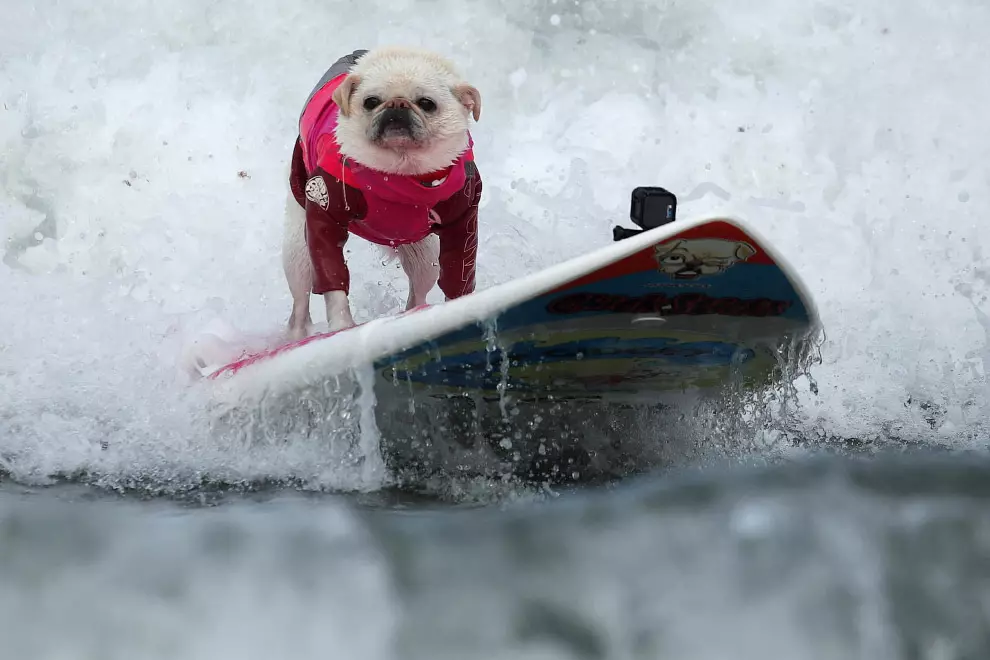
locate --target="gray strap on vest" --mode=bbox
[300,49,368,117]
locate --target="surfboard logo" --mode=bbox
[305,176,330,210]
[653,238,756,280]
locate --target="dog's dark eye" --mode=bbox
[416,98,437,112]
[363,96,382,111]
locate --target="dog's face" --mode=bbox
[332,47,481,176]
[653,238,756,279]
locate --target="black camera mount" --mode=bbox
[613,187,677,241]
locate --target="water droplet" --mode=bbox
[958,191,970,203]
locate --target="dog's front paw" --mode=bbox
[286,322,313,342]
[324,290,356,333]
[287,304,314,342]
[327,317,356,333]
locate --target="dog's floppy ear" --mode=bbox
[734,242,756,260]
[454,83,481,122]
[332,74,361,117]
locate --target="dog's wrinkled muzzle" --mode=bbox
[375,103,416,140]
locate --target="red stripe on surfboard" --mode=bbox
[550,220,775,293]
[208,304,432,380]
[207,327,354,380]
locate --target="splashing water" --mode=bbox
[1,0,989,496]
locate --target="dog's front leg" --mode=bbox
[324,290,356,332]
[397,235,440,310]
[282,191,314,341]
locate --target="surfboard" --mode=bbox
[206,214,819,409]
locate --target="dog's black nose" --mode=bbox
[381,107,412,127]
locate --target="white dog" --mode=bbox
[282,47,483,339]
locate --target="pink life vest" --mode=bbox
[298,73,476,247]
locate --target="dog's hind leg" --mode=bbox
[282,190,314,339]
[396,234,440,310]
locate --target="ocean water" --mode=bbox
[4,456,990,659]
[1,0,989,657]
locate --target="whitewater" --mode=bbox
[2,0,990,658]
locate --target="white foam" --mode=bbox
[1,0,988,491]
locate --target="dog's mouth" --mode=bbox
[378,126,419,145]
